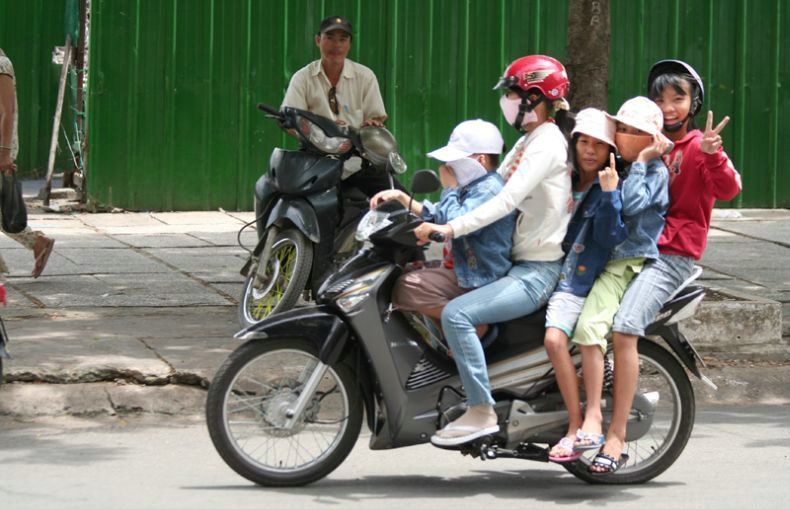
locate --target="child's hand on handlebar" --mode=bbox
[414,222,453,245]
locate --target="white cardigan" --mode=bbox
[448,122,572,262]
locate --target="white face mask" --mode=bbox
[500,95,538,128]
[447,157,488,187]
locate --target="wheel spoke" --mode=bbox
[244,238,300,322]
[219,347,352,474]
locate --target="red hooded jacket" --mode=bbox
[658,129,742,260]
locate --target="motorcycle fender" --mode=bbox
[655,325,702,379]
[234,305,349,365]
[265,198,320,243]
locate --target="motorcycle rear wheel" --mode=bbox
[238,229,313,327]
[563,338,695,484]
[206,338,363,486]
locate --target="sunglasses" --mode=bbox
[328,86,339,115]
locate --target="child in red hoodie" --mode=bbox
[587,60,742,475]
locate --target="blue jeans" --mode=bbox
[613,253,695,336]
[441,260,562,406]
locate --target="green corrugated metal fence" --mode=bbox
[31,0,790,208]
[0,0,72,178]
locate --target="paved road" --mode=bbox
[1,405,788,509]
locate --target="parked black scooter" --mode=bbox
[239,104,407,327]
[208,170,714,487]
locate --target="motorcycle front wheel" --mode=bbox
[564,338,695,484]
[206,338,363,487]
[238,229,313,327]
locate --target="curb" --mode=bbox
[683,285,786,359]
[2,362,789,418]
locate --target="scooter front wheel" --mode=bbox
[206,338,363,486]
[238,228,313,327]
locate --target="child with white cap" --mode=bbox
[371,120,515,334]
[569,97,670,474]
[540,108,627,463]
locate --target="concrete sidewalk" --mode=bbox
[0,207,788,417]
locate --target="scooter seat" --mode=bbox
[484,307,548,363]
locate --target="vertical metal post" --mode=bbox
[43,34,72,207]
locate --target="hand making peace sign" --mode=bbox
[700,111,730,155]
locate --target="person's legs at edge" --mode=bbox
[592,255,694,471]
[436,261,560,439]
[3,226,54,278]
[0,175,55,278]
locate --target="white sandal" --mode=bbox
[430,422,500,446]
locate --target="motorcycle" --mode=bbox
[207,170,715,486]
[238,103,407,327]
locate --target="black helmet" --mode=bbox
[647,59,704,116]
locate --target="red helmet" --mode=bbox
[494,55,569,99]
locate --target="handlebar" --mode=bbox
[257,103,282,117]
[428,232,446,243]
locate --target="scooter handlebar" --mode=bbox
[257,103,282,117]
[428,232,446,243]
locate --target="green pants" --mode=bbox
[572,257,645,354]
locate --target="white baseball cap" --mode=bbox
[606,96,664,136]
[571,108,616,147]
[427,119,504,162]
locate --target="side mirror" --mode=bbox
[410,169,441,194]
[387,152,408,175]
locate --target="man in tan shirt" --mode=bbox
[0,48,55,279]
[281,15,387,129]
[254,15,401,233]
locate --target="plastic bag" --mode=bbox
[1,172,28,234]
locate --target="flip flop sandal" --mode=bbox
[430,423,500,447]
[548,436,583,463]
[573,429,605,451]
[588,452,630,474]
[32,238,55,278]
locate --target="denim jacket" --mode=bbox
[611,157,669,261]
[557,182,629,297]
[422,172,516,288]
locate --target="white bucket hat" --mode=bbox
[427,119,504,162]
[606,96,664,136]
[571,108,616,147]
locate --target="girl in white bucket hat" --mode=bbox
[541,108,630,463]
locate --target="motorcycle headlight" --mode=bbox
[388,152,408,175]
[334,267,389,313]
[355,209,393,241]
[298,117,352,154]
[359,126,399,167]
